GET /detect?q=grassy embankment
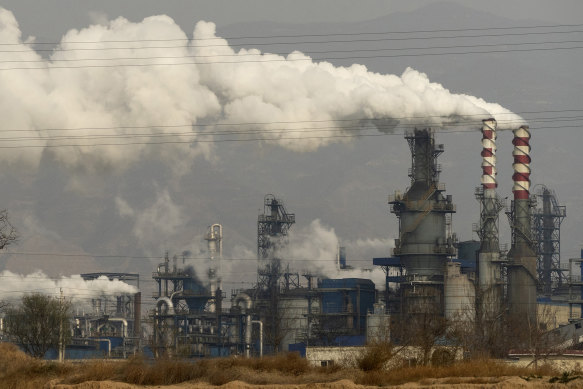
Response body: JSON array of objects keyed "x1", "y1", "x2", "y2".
[{"x1": 0, "y1": 342, "x2": 578, "y2": 388}]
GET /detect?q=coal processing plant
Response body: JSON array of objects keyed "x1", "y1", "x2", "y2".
[
  {"x1": 5, "y1": 121, "x2": 583, "y2": 360},
  {"x1": 146, "y1": 120, "x2": 583, "y2": 358}
]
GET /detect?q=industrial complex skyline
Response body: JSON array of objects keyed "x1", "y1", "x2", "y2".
[{"x1": 0, "y1": 1, "x2": 581, "y2": 310}]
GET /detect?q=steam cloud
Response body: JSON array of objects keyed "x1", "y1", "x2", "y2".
[
  {"x1": 0, "y1": 8, "x2": 525, "y2": 172},
  {"x1": 0, "y1": 270, "x2": 138, "y2": 302},
  {"x1": 277, "y1": 219, "x2": 388, "y2": 289}
]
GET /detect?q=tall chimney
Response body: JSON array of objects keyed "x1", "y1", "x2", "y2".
[
  {"x1": 477, "y1": 119, "x2": 503, "y2": 319},
  {"x1": 133, "y1": 292, "x2": 141, "y2": 342},
  {"x1": 507, "y1": 125, "x2": 537, "y2": 326}
]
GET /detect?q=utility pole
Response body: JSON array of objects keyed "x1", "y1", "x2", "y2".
[{"x1": 59, "y1": 288, "x2": 65, "y2": 363}]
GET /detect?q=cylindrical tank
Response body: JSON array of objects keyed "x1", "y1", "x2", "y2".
[{"x1": 444, "y1": 262, "x2": 475, "y2": 320}]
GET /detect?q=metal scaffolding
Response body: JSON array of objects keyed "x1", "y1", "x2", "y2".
[{"x1": 532, "y1": 186, "x2": 566, "y2": 296}]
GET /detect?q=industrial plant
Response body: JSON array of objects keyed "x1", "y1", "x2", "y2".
[{"x1": 3, "y1": 121, "x2": 583, "y2": 360}]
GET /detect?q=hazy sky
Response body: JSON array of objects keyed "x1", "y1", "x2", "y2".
[
  {"x1": 3, "y1": 0, "x2": 583, "y2": 39},
  {"x1": 0, "y1": 1, "x2": 581, "y2": 303}
]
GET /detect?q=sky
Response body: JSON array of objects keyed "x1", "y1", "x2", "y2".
[{"x1": 0, "y1": 1, "x2": 581, "y2": 305}]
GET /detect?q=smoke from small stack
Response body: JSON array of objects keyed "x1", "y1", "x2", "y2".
[
  {"x1": 0, "y1": 270, "x2": 138, "y2": 302},
  {"x1": 280, "y1": 219, "x2": 388, "y2": 288},
  {"x1": 0, "y1": 7, "x2": 525, "y2": 174}
]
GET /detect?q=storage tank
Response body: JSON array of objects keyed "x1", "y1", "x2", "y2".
[{"x1": 444, "y1": 262, "x2": 475, "y2": 320}]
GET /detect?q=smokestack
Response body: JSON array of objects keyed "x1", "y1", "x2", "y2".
[
  {"x1": 477, "y1": 119, "x2": 503, "y2": 320},
  {"x1": 481, "y1": 118, "x2": 498, "y2": 192},
  {"x1": 133, "y1": 292, "x2": 141, "y2": 340},
  {"x1": 512, "y1": 126, "x2": 531, "y2": 200},
  {"x1": 508, "y1": 125, "x2": 537, "y2": 326}
]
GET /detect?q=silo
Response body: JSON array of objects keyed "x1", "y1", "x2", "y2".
[{"x1": 444, "y1": 262, "x2": 475, "y2": 320}]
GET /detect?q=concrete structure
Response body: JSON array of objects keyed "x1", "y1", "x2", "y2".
[
  {"x1": 444, "y1": 262, "x2": 475, "y2": 320},
  {"x1": 306, "y1": 345, "x2": 463, "y2": 367}
]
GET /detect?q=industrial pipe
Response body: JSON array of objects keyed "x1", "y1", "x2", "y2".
[
  {"x1": 156, "y1": 297, "x2": 175, "y2": 315},
  {"x1": 234, "y1": 293, "x2": 253, "y2": 357},
  {"x1": 251, "y1": 320, "x2": 263, "y2": 358},
  {"x1": 108, "y1": 318, "x2": 128, "y2": 338},
  {"x1": 92, "y1": 338, "x2": 112, "y2": 357}
]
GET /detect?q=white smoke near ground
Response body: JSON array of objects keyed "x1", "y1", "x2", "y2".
[
  {"x1": 0, "y1": 8, "x2": 525, "y2": 173},
  {"x1": 281, "y1": 219, "x2": 388, "y2": 289},
  {"x1": 0, "y1": 270, "x2": 138, "y2": 302}
]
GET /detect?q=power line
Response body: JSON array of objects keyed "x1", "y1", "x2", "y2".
[
  {"x1": 0, "y1": 123, "x2": 578, "y2": 150},
  {"x1": 1, "y1": 44, "x2": 583, "y2": 72},
  {"x1": 5, "y1": 22, "x2": 583, "y2": 46},
  {"x1": 0, "y1": 116, "x2": 580, "y2": 144},
  {"x1": 0, "y1": 251, "x2": 379, "y2": 262},
  {"x1": 0, "y1": 110, "x2": 577, "y2": 136},
  {"x1": 2, "y1": 39, "x2": 582, "y2": 65},
  {"x1": 4, "y1": 28, "x2": 583, "y2": 54}
]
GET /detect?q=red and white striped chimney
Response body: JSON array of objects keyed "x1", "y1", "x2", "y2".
[
  {"x1": 512, "y1": 126, "x2": 531, "y2": 200},
  {"x1": 481, "y1": 119, "x2": 497, "y2": 192}
]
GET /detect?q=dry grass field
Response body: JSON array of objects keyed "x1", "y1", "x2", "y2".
[{"x1": 1, "y1": 342, "x2": 582, "y2": 388}]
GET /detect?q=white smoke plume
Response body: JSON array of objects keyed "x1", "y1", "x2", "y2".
[
  {"x1": 115, "y1": 189, "x2": 186, "y2": 255},
  {"x1": 281, "y1": 219, "x2": 388, "y2": 289},
  {"x1": 0, "y1": 270, "x2": 138, "y2": 302},
  {"x1": 0, "y1": 8, "x2": 525, "y2": 172}
]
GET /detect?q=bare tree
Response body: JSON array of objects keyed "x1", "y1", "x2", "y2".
[
  {"x1": 0, "y1": 209, "x2": 18, "y2": 249},
  {"x1": 4, "y1": 294, "x2": 71, "y2": 358}
]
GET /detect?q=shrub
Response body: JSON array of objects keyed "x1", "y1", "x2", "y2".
[{"x1": 356, "y1": 341, "x2": 394, "y2": 371}]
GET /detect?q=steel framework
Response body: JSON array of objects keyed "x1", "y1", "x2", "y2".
[{"x1": 532, "y1": 186, "x2": 566, "y2": 296}]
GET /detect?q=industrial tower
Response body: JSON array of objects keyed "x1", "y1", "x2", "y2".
[
  {"x1": 205, "y1": 224, "x2": 223, "y2": 312},
  {"x1": 507, "y1": 126, "x2": 537, "y2": 325},
  {"x1": 257, "y1": 195, "x2": 295, "y2": 291},
  {"x1": 532, "y1": 186, "x2": 566, "y2": 296},
  {"x1": 256, "y1": 194, "x2": 295, "y2": 352},
  {"x1": 475, "y1": 119, "x2": 505, "y2": 320},
  {"x1": 389, "y1": 128, "x2": 456, "y2": 316}
]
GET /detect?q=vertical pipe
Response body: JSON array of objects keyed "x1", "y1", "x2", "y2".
[
  {"x1": 252, "y1": 320, "x2": 264, "y2": 358},
  {"x1": 134, "y1": 292, "x2": 141, "y2": 340}
]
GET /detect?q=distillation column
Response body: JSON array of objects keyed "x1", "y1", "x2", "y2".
[
  {"x1": 390, "y1": 129, "x2": 456, "y2": 316},
  {"x1": 205, "y1": 224, "x2": 223, "y2": 313},
  {"x1": 476, "y1": 119, "x2": 504, "y2": 319},
  {"x1": 507, "y1": 125, "x2": 537, "y2": 325}
]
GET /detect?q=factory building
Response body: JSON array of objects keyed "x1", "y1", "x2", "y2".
[{"x1": 71, "y1": 272, "x2": 142, "y2": 358}]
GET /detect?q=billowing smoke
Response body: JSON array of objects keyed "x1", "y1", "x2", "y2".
[
  {"x1": 0, "y1": 8, "x2": 524, "y2": 172},
  {"x1": 281, "y1": 219, "x2": 388, "y2": 289},
  {"x1": 0, "y1": 270, "x2": 138, "y2": 302},
  {"x1": 115, "y1": 189, "x2": 188, "y2": 256}
]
